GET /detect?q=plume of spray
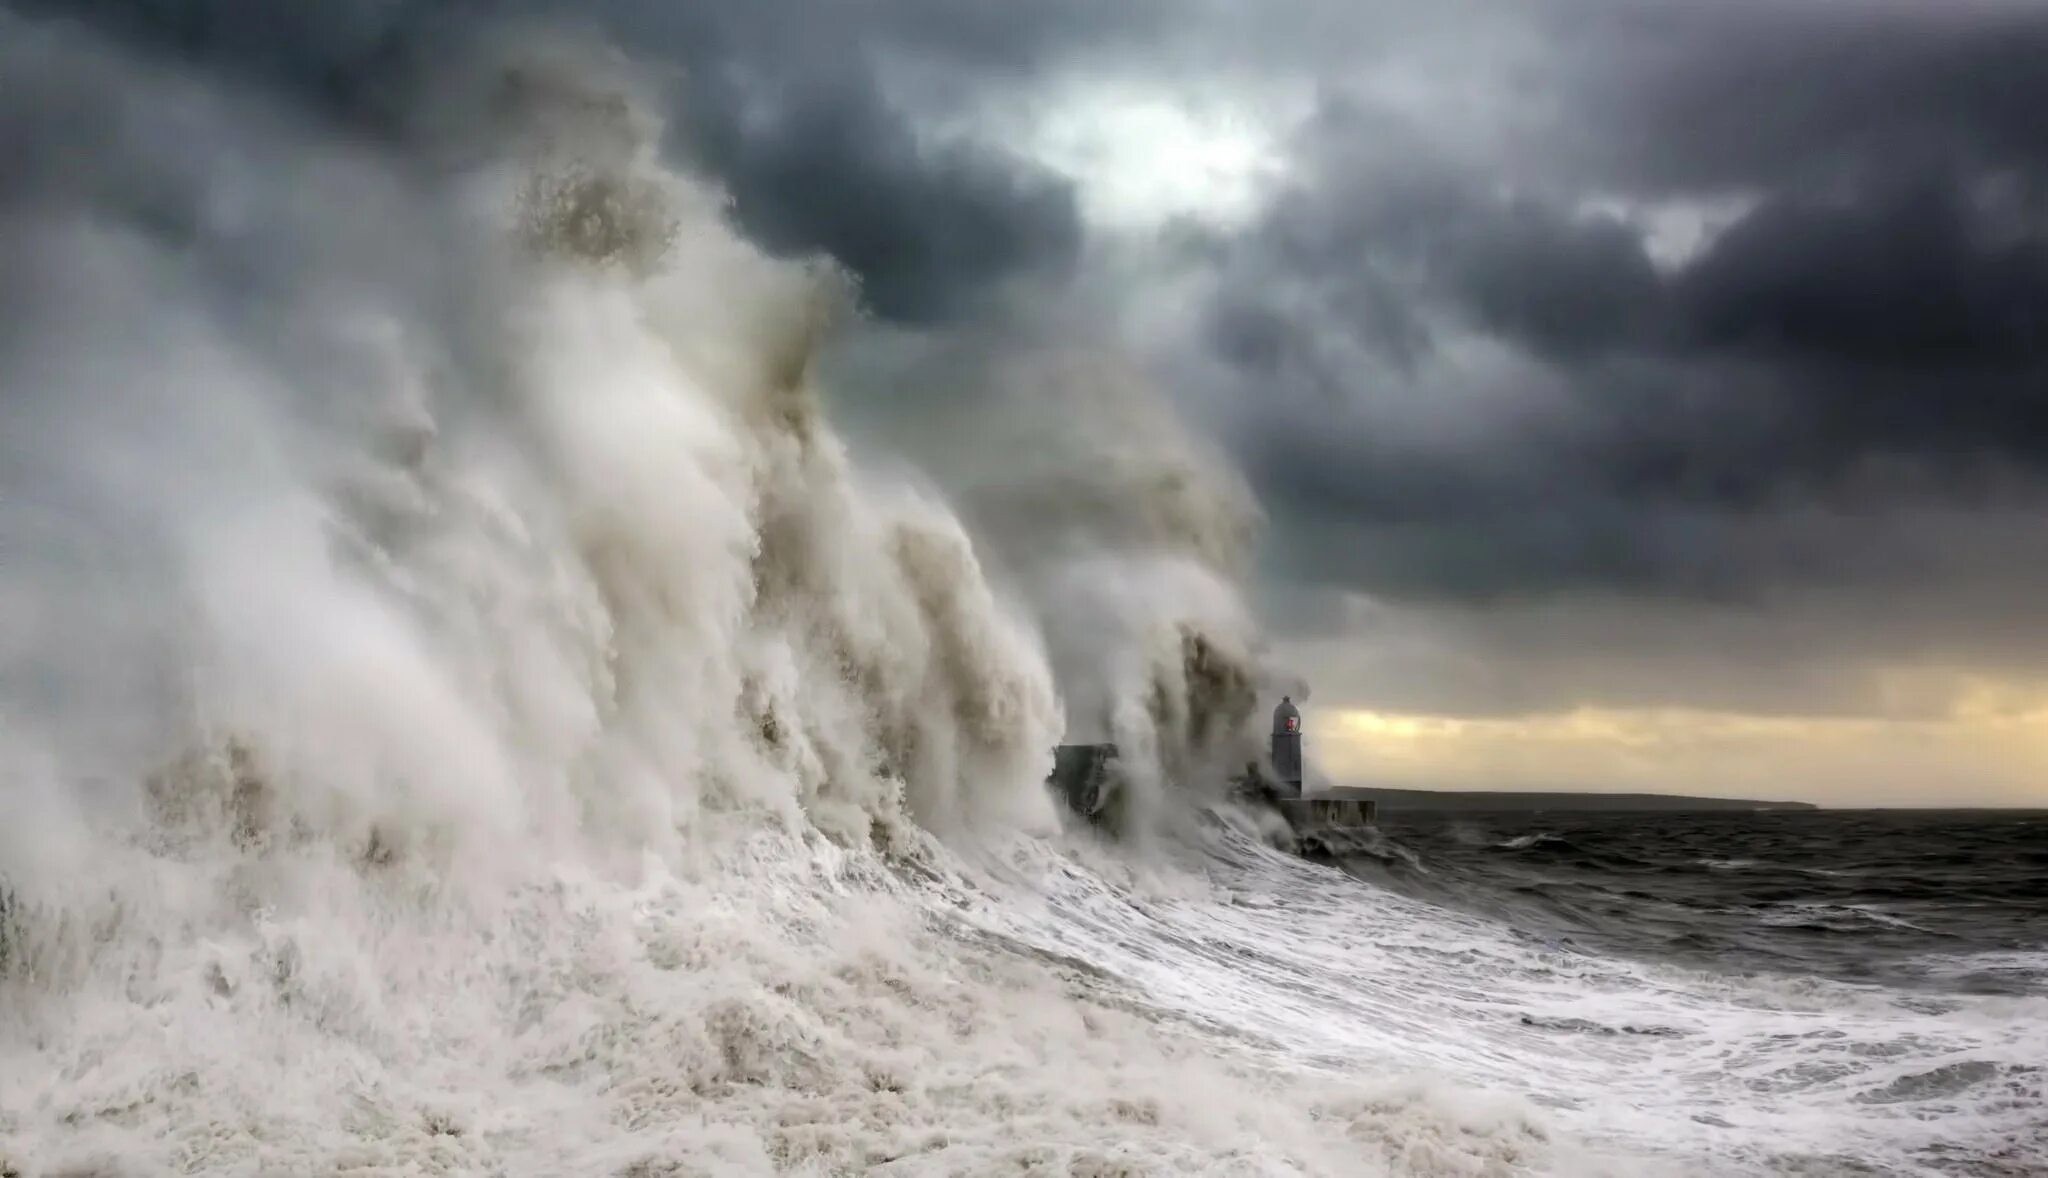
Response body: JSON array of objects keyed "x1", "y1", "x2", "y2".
[
  {"x1": 841, "y1": 343, "x2": 1305, "y2": 835},
  {"x1": 0, "y1": 16, "x2": 1529, "y2": 1178},
  {"x1": 0, "y1": 11, "x2": 1069, "y2": 1024},
  {"x1": 8, "y1": 22, "x2": 1072, "y2": 856}
]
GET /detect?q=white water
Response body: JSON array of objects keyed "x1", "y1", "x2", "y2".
[
  {"x1": 0, "y1": 23, "x2": 1534, "y2": 1176},
  {"x1": 952, "y1": 823, "x2": 2048, "y2": 1176},
  {"x1": 1, "y1": 20, "x2": 2040, "y2": 1178}
]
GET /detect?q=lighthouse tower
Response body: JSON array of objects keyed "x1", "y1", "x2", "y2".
[{"x1": 1271, "y1": 696, "x2": 1303, "y2": 797}]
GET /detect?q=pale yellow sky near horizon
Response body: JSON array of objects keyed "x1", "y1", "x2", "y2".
[{"x1": 1311, "y1": 694, "x2": 2048, "y2": 808}]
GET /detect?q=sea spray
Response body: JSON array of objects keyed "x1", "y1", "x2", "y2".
[{"x1": 848, "y1": 343, "x2": 1297, "y2": 831}]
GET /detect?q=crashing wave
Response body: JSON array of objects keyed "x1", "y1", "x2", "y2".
[{"x1": 0, "y1": 21, "x2": 1552, "y2": 1177}]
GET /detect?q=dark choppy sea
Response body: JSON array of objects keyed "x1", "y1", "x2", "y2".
[
  {"x1": 1326, "y1": 810, "x2": 2048, "y2": 996},
  {"x1": 935, "y1": 805, "x2": 2048, "y2": 1174}
]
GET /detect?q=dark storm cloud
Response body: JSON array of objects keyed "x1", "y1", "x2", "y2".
[
  {"x1": 3, "y1": 0, "x2": 1121, "y2": 322},
  {"x1": 17, "y1": 0, "x2": 2048, "y2": 719},
  {"x1": 1546, "y1": 0, "x2": 2048, "y2": 194},
  {"x1": 675, "y1": 57, "x2": 1078, "y2": 322},
  {"x1": 1193, "y1": 1, "x2": 2048, "y2": 610},
  {"x1": 1675, "y1": 184, "x2": 2048, "y2": 368}
]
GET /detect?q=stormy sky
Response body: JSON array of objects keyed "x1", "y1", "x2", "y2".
[{"x1": 10, "y1": 0, "x2": 2048, "y2": 804}]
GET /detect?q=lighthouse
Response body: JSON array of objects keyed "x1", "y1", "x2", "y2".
[
  {"x1": 1048, "y1": 687, "x2": 1374, "y2": 847},
  {"x1": 1271, "y1": 695, "x2": 1303, "y2": 797}
]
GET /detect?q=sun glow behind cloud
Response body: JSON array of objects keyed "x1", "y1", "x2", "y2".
[
  {"x1": 1316, "y1": 684, "x2": 2048, "y2": 807},
  {"x1": 1023, "y1": 84, "x2": 1290, "y2": 231}
]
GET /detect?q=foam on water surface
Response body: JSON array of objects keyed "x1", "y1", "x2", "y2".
[{"x1": 942, "y1": 824, "x2": 2047, "y2": 1176}]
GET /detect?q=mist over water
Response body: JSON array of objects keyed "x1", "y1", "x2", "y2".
[{"x1": 1, "y1": 13, "x2": 2043, "y2": 1178}]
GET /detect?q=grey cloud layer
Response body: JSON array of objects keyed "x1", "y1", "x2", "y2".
[
  {"x1": 13, "y1": 0, "x2": 2048, "y2": 725},
  {"x1": 1193, "y1": 3, "x2": 2048, "y2": 621},
  {"x1": 8, "y1": 0, "x2": 1130, "y2": 320}
]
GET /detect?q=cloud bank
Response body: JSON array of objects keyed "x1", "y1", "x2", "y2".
[{"x1": 11, "y1": 0, "x2": 2048, "y2": 802}]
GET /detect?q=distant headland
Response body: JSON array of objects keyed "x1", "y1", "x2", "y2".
[{"x1": 1318, "y1": 787, "x2": 1818, "y2": 813}]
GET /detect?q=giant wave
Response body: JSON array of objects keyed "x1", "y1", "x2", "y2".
[{"x1": 0, "y1": 21, "x2": 1591, "y2": 1176}]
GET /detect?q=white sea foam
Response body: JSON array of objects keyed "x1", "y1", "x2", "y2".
[{"x1": 950, "y1": 824, "x2": 2048, "y2": 1176}]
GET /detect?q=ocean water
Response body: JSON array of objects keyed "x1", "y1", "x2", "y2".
[
  {"x1": 14, "y1": 798, "x2": 2040, "y2": 1176},
  {"x1": 3, "y1": 16, "x2": 2046, "y2": 1177},
  {"x1": 938, "y1": 809, "x2": 2048, "y2": 1177},
  {"x1": 1331, "y1": 811, "x2": 2048, "y2": 996}
]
